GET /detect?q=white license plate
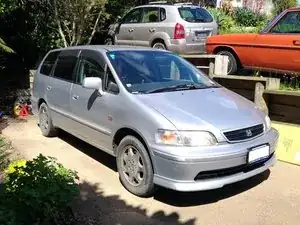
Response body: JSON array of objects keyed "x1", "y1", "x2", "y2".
[{"x1": 248, "y1": 145, "x2": 270, "y2": 164}]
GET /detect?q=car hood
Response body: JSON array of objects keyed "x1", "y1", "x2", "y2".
[
  {"x1": 136, "y1": 87, "x2": 265, "y2": 131},
  {"x1": 207, "y1": 33, "x2": 258, "y2": 44}
]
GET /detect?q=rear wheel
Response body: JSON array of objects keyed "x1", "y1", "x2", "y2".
[
  {"x1": 38, "y1": 103, "x2": 58, "y2": 137},
  {"x1": 217, "y1": 50, "x2": 239, "y2": 75},
  {"x1": 152, "y1": 41, "x2": 166, "y2": 50},
  {"x1": 116, "y1": 135, "x2": 155, "y2": 197}
]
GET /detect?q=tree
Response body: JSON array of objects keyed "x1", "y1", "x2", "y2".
[
  {"x1": 40, "y1": 0, "x2": 109, "y2": 47},
  {"x1": 272, "y1": 0, "x2": 297, "y2": 15},
  {"x1": 0, "y1": 38, "x2": 14, "y2": 53}
]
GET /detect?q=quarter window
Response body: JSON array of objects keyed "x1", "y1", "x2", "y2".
[
  {"x1": 270, "y1": 11, "x2": 300, "y2": 33},
  {"x1": 76, "y1": 57, "x2": 104, "y2": 84},
  {"x1": 40, "y1": 51, "x2": 60, "y2": 76},
  {"x1": 53, "y1": 55, "x2": 78, "y2": 82},
  {"x1": 160, "y1": 8, "x2": 166, "y2": 21}
]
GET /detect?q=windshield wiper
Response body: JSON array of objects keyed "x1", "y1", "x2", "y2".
[{"x1": 145, "y1": 83, "x2": 205, "y2": 94}]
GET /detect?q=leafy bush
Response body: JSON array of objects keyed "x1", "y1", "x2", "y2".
[
  {"x1": 4, "y1": 159, "x2": 26, "y2": 175},
  {"x1": 0, "y1": 154, "x2": 79, "y2": 225},
  {"x1": 207, "y1": 7, "x2": 235, "y2": 31},
  {"x1": 273, "y1": 0, "x2": 297, "y2": 15},
  {"x1": 233, "y1": 7, "x2": 268, "y2": 27}
]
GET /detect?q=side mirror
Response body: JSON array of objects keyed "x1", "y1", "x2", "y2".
[
  {"x1": 82, "y1": 77, "x2": 104, "y2": 95},
  {"x1": 107, "y1": 81, "x2": 119, "y2": 94}
]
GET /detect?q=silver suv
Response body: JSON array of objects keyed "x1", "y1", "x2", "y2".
[{"x1": 105, "y1": 2, "x2": 218, "y2": 54}]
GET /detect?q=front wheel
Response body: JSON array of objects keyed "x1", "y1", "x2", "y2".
[
  {"x1": 104, "y1": 37, "x2": 114, "y2": 45},
  {"x1": 116, "y1": 136, "x2": 155, "y2": 197},
  {"x1": 217, "y1": 50, "x2": 239, "y2": 75}
]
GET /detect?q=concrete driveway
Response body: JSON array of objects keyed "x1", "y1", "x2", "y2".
[{"x1": 2, "y1": 116, "x2": 300, "y2": 225}]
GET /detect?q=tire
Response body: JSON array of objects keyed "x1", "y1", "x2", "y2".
[
  {"x1": 116, "y1": 135, "x2": 155, "y2": 197},
  {"x1": 217, "y1": 50, "x2": 239, "y2": 75},
  {"x1": 152, "y1": 41, "x2": 166, "y2": 50},
  {"x1": 104, "y1": 37, "x2": 114, "y2": 45},
  {"x1": 38, "y1": 102, "x2": 58, "y2": 137}
]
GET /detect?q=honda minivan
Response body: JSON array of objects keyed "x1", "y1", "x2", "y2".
[
  {"x1": 32, "y1": 45, "x2": 278, "y2": 197},
  {"x1": 105, "y1": 2, "x2": 218, "y2": 54}
]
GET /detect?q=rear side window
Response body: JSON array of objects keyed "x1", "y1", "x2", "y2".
[
  {"x1": 178, "y1": 7, "x2": 213, "y2": 23},
  {"x1": 142, "y1": 7, "x2": 159, "y2": 23},
  {"x1": 53, "y1": 55, "x2": 78, "y2": 82},
  {"x1": 40, "y1": 51, "x2": 60, "y2": 76}
]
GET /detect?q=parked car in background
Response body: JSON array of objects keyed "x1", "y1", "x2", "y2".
[
  {"x1": 206, "y1": 7, "x2": 300, "y2": 75},
  {"x1": 32, "y1": 45, "x2": 278, "y2": 197},
  {"x1": 105, "y1": 2, "x2": 218, "y2": 54}
]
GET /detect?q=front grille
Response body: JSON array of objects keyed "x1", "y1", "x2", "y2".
[
  {"x1": 194, "y1": 153, "x2": 273, "y2": 181},
  {"x1": 223, "y1": 124, "x2": 264, "y2": 142}
]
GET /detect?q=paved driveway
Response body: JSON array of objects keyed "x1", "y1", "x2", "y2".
[{"x1": 2, "y1": 116, "x2": 300, "y2": 225}]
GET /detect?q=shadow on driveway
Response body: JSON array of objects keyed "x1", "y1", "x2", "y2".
[
  {"x1": 75, "y1": 181, "x2": 196, "y2": 225},
  {"x1": 59, "y1": 131, "x2": 270, "y2": 208}
]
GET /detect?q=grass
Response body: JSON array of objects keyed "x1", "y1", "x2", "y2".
[{"x1": 280, "y1": 83, "x2": 300, "y2": 93}]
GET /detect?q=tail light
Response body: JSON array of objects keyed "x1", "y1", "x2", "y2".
[{"x1": 174, "y1": 23, "x2": 185, "y2": 39}]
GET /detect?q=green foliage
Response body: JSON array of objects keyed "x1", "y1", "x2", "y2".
[
  {"x1": 0, "y1": 137, "x2": 10, "y2": 172},
  {"x1": 0, "y1": 38, "x2": 14, "y2": 53},
  {"x1": 207, "y1": 7, "x2": 235, "y2": 31},
  {"x1": 0, "y1": 154, "x2": 79, "y2": 225},
  {"x1": 233, "y1": 7, "x2": 268, "y2": 27},
  {"x1": 273, "y1": 0, "x2": 297, "y2": 15},
  {"x1": 4, "y1": 159, "x2": 26, "y2": 175}
]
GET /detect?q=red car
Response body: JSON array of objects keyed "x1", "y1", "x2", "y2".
[{"x1": 206, "y1": 7, "x2": 300, "y2": 75}]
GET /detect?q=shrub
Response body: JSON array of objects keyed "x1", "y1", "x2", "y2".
[
  {"x1": 233, "y1": 7, "x2": 268, "y2": 27},
  {"x1": 207, "y1": 7, "x2": 235, "y2": 31},
  {"x1": 273, "y1": 0, "x2": 297, "y2": 15},
  {"x1": 0, "y1": 154, "x2": 79, "y2": 225}
]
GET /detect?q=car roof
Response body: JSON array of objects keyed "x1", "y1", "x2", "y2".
[{"x1": 50, "y1": 45, "x2": 168, "y2": 53}]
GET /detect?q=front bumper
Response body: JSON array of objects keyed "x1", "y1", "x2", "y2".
[{"x1": 151, "y1": 128, "x2": 279, "y2": 192}]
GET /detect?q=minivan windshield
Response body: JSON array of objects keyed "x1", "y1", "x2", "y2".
[
  {"x1": 107, "y1": 50, "x2": 219, "y2": 94},
  {"x1": 178, "y1": 7, "x2": 213, "y2": 23}
]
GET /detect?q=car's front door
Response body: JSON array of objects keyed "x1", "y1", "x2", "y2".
[
  {"x1": 253, "y1": 10, "x2": 300, "y2": 73},
  {"x1": 70, "y1": 50, "x2": 119, "y2": 154},
  {"x1": 46, "y1": 49, "x2": 79, "y2": 131},
  {"x1": 115, "y1": 8, "x2": 143, "y2": 45}
]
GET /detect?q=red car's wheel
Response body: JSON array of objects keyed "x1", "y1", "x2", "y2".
[{"x1": 217, "y1": 50, "x2": 238, "y2": 75}]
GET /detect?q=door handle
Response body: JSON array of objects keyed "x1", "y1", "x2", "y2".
[
  {"x1": 128, "y1": 28, "x2": 134, "y2": 32},
  {"x1": 149, "y1": 28, "x2": 156, "y2": 33},
  {"x1": 72, "y1": 95, "x2": 79, "y2": 100},
  {"x1": 293, "y1": 40, "x2": 300, "y2": 46},
  {"x1": 46, "y1": 86, "x2": 51, "y2": 91}
]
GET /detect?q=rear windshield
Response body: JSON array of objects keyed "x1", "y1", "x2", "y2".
[{"x1": 178, "y1": 7, "x2": 213, "y2": 23}]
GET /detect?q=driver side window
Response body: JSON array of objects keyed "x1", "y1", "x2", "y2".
[
  {"x1": 76, "y1": 57, "x2": 104, "y2": 84},
  {"x1": 270, "y1": 11, "x2": 300, "y2": 34},
  {"x1": 123, "y1": 8, "x2": 142, "y2": 24}
]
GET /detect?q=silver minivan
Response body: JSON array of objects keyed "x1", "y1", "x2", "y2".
[
  {"x1": 32, "y1": 45, "x2": 278, "y2": 197},
  {"x1": 105, "y1": 2, "x2": 218, "y2": 54}
]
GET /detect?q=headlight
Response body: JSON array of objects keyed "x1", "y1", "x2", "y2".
[
  {"x1": 155, "y1": 129, "x2": 217, "y2": 147},
  {"x1": 264, "y1": 115, "x2": 271, "y2": 132}
]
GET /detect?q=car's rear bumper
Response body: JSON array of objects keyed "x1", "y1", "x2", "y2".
[
  {"x1": 166, "y1": 39, "x2": 207, "y2": 54},
  {"x1": 150, "y1": 128, "x2": 279, "y2": 192}
]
